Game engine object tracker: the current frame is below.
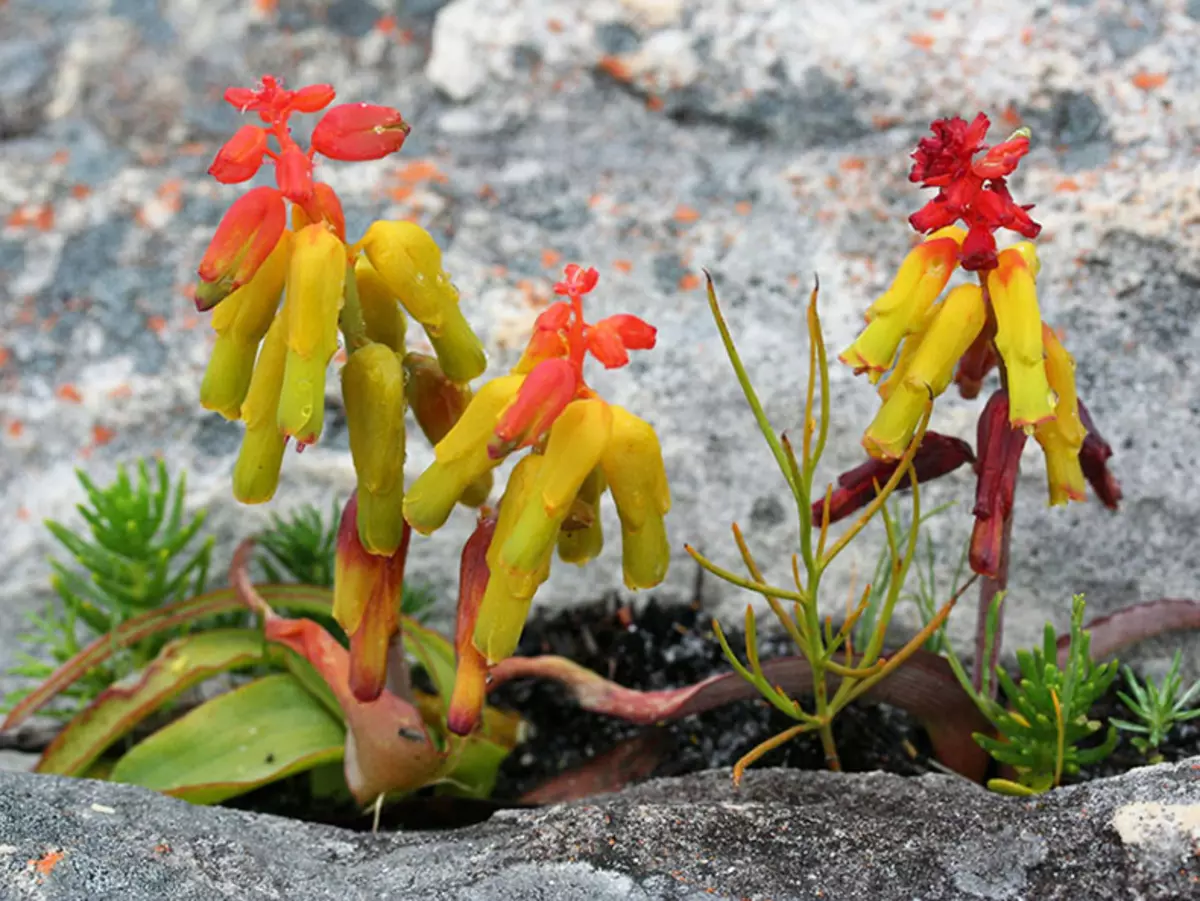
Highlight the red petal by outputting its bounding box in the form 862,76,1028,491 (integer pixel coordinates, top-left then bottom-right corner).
224,87,259,111
586,326,629,369
909,198,959,233
534,301,572,331
601,314,657,350
554,263,599,297
289,83,336,114
1078,399,1122,510
972,135,1030,180
311,103,411,161
208,125,268,184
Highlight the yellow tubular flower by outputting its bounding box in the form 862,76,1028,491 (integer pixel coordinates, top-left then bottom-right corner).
473,455,548,664
342,343,407,554
876,303,938,402
232,313,289,503
557,467,606,565
839,227,964,381
200,231,293,419
498,398,613,598
278,224,345,445
864,283,987,459
403,374,525,534
1034,324,1087,505
599,405,671,589
354,257,407,352
987,246,1054,429
359,220,486,382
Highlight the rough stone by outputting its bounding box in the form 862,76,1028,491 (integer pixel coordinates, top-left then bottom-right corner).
2,0,1199,700
1,760,1198,900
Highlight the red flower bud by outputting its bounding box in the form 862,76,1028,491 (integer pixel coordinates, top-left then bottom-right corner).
448,513,496,736
311,103,411,161
1078,399,1122,510
970,390,1027,578
291,182,346,242
812,432,975,525
289,83,336,114
208,125,268,184
489,357,579,459
195,186,287,311
275,146,314,204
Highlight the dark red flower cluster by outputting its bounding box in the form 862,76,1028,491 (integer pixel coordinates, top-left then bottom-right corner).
908,113,1041,271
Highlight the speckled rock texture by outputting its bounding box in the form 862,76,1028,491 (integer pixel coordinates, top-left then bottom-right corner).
1,0,1198,687
1,760,1198,900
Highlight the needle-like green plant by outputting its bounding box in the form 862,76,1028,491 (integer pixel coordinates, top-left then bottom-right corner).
4,460,212,713
941,593,1118,794
1111,650,1200,761
689,276,976,781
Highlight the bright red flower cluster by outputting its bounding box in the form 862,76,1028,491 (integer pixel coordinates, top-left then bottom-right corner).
908,113,1041,271
195,76,410,311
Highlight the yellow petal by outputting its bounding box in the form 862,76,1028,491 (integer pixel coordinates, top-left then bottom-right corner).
600,406,671,588
354,256,407,352
233,315,288,503
286,224,344,360
557,467,606,565
342,343,406,495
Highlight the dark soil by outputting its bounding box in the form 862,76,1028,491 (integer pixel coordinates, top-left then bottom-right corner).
490,596,934,800
157,599,1200,830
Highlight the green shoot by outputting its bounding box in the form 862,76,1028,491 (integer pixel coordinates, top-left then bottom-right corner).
1111,650,1200,760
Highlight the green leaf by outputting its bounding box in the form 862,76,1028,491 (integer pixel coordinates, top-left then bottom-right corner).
403,616,457,709
36,630,270,777
111,673,345,804
3,584,333,729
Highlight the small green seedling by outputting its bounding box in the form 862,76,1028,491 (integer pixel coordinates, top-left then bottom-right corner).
1111,650,1200,761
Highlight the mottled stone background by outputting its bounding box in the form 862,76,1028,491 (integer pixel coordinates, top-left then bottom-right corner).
1,0,1198,688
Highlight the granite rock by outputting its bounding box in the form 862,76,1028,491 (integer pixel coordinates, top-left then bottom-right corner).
0,759,1198,900
1,0,1199,696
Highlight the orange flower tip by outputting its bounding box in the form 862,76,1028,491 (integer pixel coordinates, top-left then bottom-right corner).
311,103,411,161
208,125,268,184
275,147,315,204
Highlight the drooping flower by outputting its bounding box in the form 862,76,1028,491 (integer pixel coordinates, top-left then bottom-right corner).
812,432,976,525
970,391,1026,579
986,244,1054,429
208,125,269,184
195,186,288,311
231,313,289,504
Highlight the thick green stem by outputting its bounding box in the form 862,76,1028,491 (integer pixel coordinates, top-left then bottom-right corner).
339,256,371,352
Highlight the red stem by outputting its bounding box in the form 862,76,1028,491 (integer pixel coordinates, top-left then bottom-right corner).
973,503,1013,695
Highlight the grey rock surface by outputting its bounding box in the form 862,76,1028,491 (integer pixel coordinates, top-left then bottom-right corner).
1,0,1199,691
1,760,1198,900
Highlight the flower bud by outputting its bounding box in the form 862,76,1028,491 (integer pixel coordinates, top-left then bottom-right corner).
354,257,407,352
288,83,336,114
200,230,292,419
840,228,964,380
342,343,407,554
586,314,657,369
1078,400,1122,510
987,246,1054,428
448,514,495,736
404,374,524,534
1034,325,1087,506
970,390,1027,578
275,146,314,204
278,224,345,445
812,432,975,525
498,399,613,597
333,494,408,702
489,357,578,459
208,125,268,184
291,183,346,243
232,314,289,503
311,103,411,161
864,283,986,459
359,220,486,382
599,405,670,589
474,455,550,664
196,186,287,311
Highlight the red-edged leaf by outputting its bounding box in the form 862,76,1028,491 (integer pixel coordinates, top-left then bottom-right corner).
36,629,269,777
